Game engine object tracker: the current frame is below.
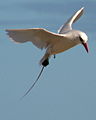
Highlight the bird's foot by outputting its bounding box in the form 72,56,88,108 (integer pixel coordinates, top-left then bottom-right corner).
54,55,56,59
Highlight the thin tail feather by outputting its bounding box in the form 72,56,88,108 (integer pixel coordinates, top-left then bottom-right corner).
20,66,45,99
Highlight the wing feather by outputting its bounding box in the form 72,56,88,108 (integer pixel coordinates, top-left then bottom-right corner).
6,28,64,49
58,7,84,34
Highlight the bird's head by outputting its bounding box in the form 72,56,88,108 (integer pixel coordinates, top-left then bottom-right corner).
79,32,89,53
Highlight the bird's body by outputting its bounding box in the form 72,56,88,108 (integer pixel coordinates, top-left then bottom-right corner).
6,7,89,97
46,30,82,55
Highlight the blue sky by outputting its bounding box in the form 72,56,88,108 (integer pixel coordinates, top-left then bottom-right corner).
0,0,96,120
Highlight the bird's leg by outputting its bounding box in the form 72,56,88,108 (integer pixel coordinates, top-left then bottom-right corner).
42,58,49,67
54,54,56,59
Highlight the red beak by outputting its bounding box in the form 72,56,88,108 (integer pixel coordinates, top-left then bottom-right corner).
82,42,89,53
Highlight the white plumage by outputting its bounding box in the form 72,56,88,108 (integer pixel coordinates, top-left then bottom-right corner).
58,7,84,33
6,7,88,66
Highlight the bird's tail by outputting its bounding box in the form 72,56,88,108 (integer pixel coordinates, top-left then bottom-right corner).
39,53,50,67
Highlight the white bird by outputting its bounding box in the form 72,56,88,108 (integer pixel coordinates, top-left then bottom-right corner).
6,7,89,98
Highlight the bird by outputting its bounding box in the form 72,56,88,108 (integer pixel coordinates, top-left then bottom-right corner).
6,7,89,98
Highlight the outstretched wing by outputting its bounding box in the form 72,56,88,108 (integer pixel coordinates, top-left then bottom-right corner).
58,7,84,34
6,28,64,49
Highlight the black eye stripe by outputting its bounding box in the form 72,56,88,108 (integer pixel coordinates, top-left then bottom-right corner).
79,36,83,42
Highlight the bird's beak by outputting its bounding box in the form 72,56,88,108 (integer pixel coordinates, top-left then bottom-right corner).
82,42,89,53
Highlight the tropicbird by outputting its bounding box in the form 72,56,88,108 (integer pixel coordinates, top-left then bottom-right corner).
6,7,89,97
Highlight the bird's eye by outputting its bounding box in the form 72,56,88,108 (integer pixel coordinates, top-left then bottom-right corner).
79,36,83,43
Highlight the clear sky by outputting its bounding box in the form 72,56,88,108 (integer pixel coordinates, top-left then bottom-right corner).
0,0,96,120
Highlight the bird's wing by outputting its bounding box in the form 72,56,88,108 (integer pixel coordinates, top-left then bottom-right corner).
58,7,84,34
6,28,64,49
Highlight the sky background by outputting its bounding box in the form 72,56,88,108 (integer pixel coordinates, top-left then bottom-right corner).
0,0,96,120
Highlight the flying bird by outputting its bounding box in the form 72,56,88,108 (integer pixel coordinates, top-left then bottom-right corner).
6,7,89,98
